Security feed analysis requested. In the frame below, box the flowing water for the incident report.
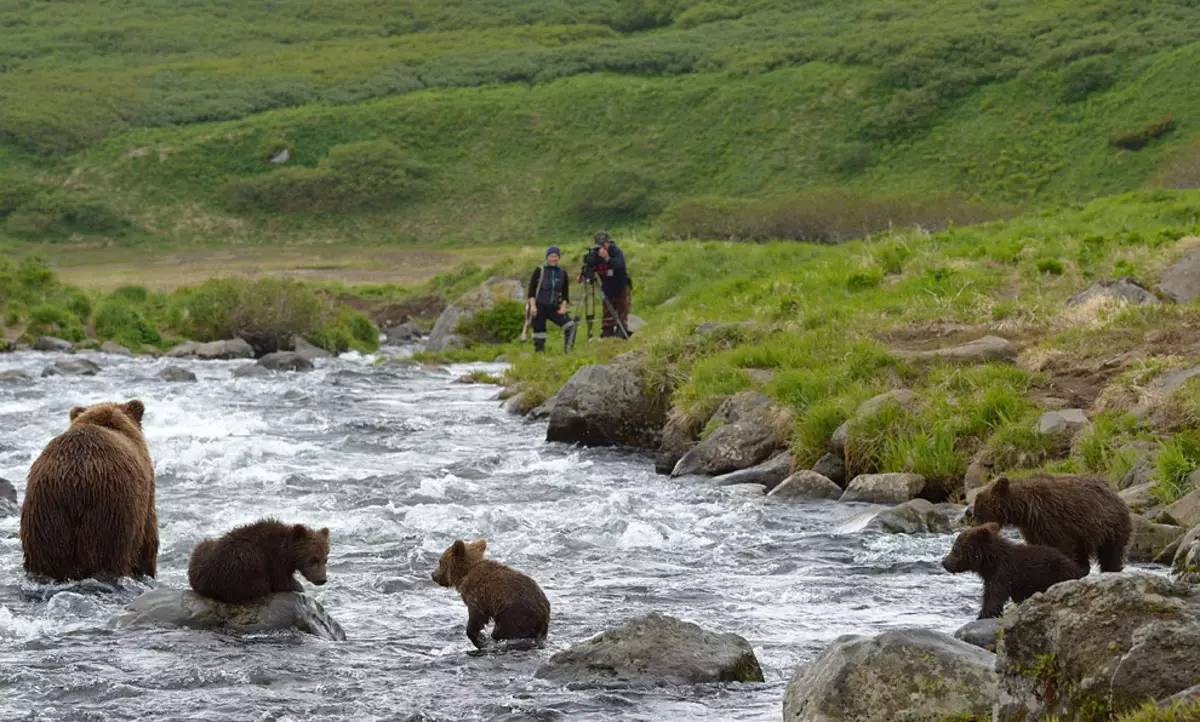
[0,348,984,722]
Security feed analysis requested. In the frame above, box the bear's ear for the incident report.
[69,406,87,422]
[982,522,1001,534]
[318,527,330,539]
[451,540,467,557]
[469,538,487,554]
[124,400,145,424]
[292,524,309,539]
[992,476,1011,493]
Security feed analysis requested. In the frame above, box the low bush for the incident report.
[1110,114,1177,151]
[1060,56,1117,102]
[456,300,526,344]
[26,303,85,341]
[567,166,660,221]
[94,300,162,348]
[167,277,328,342]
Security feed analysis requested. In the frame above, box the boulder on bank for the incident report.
[424,276,523,353]
[99,341,133,356]
[954,618,1002,652]
[292,336,333,361]
[994,573,1200,722]
[157,366,197,383]
[32,336,74,353]
[534,613,763,687]
[710,451,792,491]
[1037,408,1091,436]
[671,392,790,477]
[1128,515,1185,563]
[811,453,846,487]
[655,407,705,475]
[546,363,665,448]
[864,499,964,534]
[1067,277,1160,307]
[829,389,923,455]
[41,358,100,377]
[783,628,997,722]
[839,473,926,505]
[110,589,345,641]
[167,339,254,360]
[237,330,278,358]
[1158,249,1200,304]
[383,321,423,345]
[1160,489,1200,531]
[1171,524,1200,583]
[257,351,314,373]
[0,369,33,385]
[769,470,843,501]
[894,335,1018,364]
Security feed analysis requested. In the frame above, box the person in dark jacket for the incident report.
[527,246,575,353]
[592,231,632,338]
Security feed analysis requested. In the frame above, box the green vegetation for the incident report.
[0,0,1198,249]
[1118,699,1200,722]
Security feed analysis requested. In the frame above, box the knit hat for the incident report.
[594,231,611,245]
[546,246,561,258]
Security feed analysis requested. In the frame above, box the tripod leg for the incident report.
[598,289,630,339]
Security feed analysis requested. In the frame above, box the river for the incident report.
[0,347,981,721]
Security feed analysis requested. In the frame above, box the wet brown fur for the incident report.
[432,539,550,649]
[188,518,330,604]
[20,400,157,581]
[971,473,1131,574]
[943,522,1087,618]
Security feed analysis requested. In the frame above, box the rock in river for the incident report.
[535,612,763,687]
[110,589,345,641]
[545,364,665,448]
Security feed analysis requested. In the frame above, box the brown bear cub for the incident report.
[188,519,329,604]
[971,474,1131,574]
[21,400,158,582]
[432,539,550,650]
[943,523,1087,618]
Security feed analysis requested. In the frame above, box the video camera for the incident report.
[580,245,602,283]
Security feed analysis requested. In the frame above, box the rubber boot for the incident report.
[534,338,546,353]
[563,320,578,353]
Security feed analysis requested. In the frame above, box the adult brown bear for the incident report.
[20,400,158,581]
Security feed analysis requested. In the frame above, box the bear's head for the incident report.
[942,522,1001,573]
[432,538,487,588]
[970,475,1017,526]
[69,400,145,438]
[289,524,330,585]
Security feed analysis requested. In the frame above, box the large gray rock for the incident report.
[839,473,926,504]
[33,336,74,352]
[811,453,846,487]
[769,471,843,501]
[232,364,273,379]
[257,351,314,373]
[99,341,133,356]
[1120,482,1160,515]
[894,335,1018,364]
[1038,408,1091,436]
[424,276,523,353]
[710,452,792,491]
[994,573,1200,722]
[292,336,333,360]
[167,339,254,360]
[1172,524,1200,583]
[534,613,763,687]
[383,321,423,345]
[41,358,100,377]
[1160,489,1200,530]
[954,618,1002,652]
[1158,249,1200,304]
[671,392,790,477]
[1119,455,1156,491]
[1067,277,1160,307]
[0,369,33,385]
[157,366,197,383]
[546,364,665,448]
[783,628,997,722]
[655,407,704,475]
[863,499,964,534]
[625,314,647,334]
[1128,515,1185,563]
[110,589,345,641]
[0,477,16,516]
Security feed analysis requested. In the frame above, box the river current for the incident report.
[0,347,983,721]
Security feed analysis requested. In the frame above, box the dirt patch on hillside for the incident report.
[339,295,446,328]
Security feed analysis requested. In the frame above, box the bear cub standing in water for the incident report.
[943,522,1087,619]
[432,539,550,649]
[188,519,329,604]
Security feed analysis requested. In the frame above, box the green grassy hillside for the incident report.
[1,0,1199,248]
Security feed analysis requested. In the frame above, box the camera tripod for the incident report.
[578,279,630,341]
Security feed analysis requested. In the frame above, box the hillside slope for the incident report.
[1,0,1198,247]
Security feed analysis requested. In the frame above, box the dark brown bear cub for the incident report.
[971,474,1131,573]
[21,400,158,582]
[188,519,329,604]
[943,523,1087,618]
[432,539,550,649]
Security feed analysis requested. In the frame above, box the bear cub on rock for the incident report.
[432,539,550,650]
[188,519,330,604]
[944,522,1087,619]
[970,474,1131,573]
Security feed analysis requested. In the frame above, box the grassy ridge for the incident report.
[2,0,1199,247]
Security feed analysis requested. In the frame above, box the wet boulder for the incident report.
[811,452,846,487]
[534,612,763,687]
[768,471,843,501]
[671,392,790,477]
[292,336,333,361]
[1171,524,1200,583]
[0,477,16,516]
[894,335,1018,364]
[1128,515,1185,563]
[954,618,1002,652]
[783,628,997,722]
[237,330,278,358]
[710,452,792,491]
[1119,482,1159,515]
[425,276,523,353]
[100,341,133,356]
[839,473,926,505]
[655,407,705,475]
[41,358,100,377]
[1119,455,1156,491]
[232,364,273,379]
[32,336,74,353]
[1160,489,1200,531]
[257,351,314,373]
[994,573,1200,722]
[1158,249,1200,304]
[546,364,666,448]
[0,369,33,386]
[157,366,197,383]
[1067,277,1159,307]
[383,321,423,345]
[502,392,534,416]
[863,499,964,534]
[167,339,254,360]
[110,589,345,641]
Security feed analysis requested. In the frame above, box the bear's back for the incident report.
[27,422,153,499]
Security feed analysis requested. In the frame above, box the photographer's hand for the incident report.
[528,298,536,315]
[558,301,567,315]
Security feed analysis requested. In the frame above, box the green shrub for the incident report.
[168,277,328,342]
[1154,431,1200,504]
[94,300,162,347]
[3,191,128,236]
[567,166,660,221]
[1061,56,1117,102]
[26,303,85,341]
[110,285,151,305]
[846,268,884,291]
[675,3,740,29]
[306,307,380,354]
[1110,114,1177,151]
[1036,258,1065,275]
[456,300,526,344]
[0,176,42,217]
